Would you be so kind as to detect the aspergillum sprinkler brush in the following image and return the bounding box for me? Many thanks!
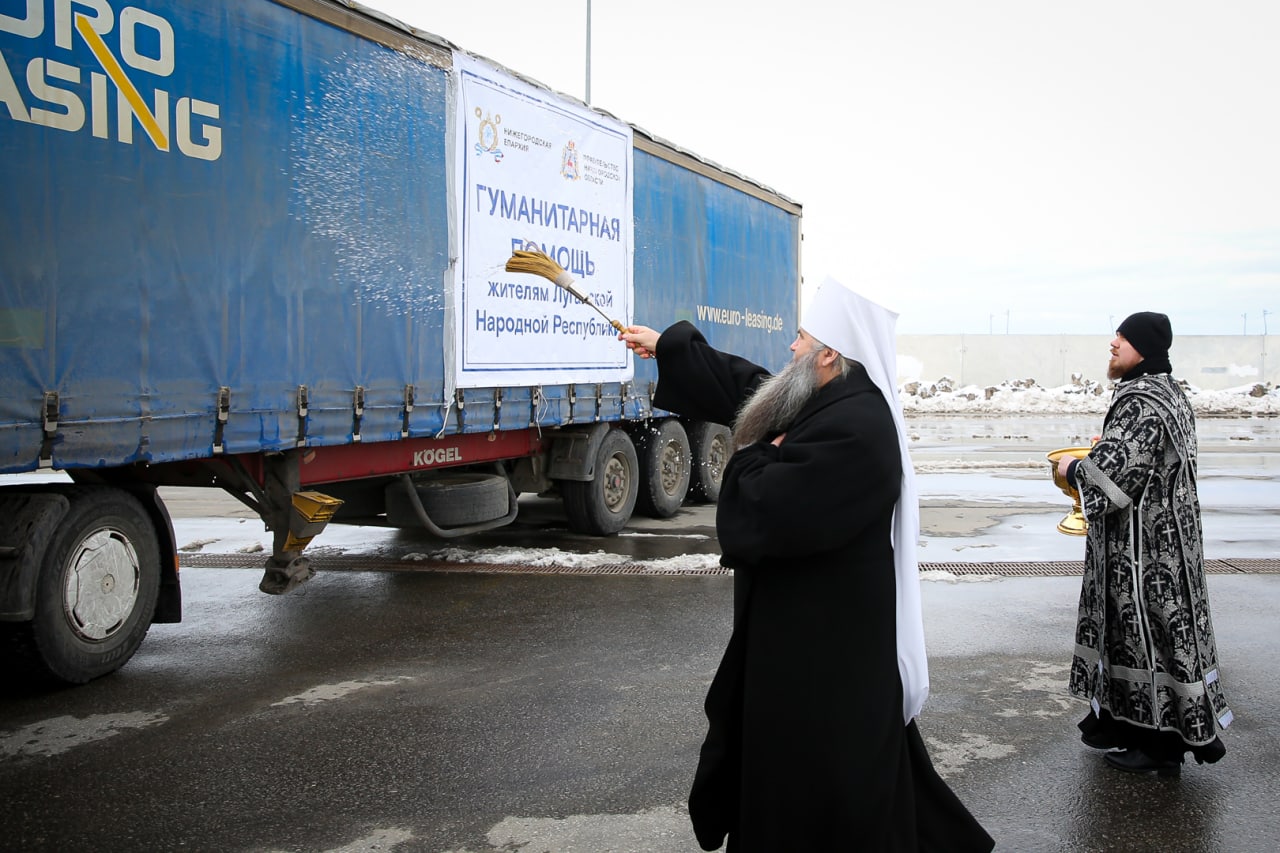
[505,249,627,333]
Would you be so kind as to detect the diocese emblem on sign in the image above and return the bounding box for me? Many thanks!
[561,140,580,180]
[474,108,503,162]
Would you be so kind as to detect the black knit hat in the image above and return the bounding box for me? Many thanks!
[1117,311,1173,359]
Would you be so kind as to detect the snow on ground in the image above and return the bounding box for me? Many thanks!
[410,546,725,574]
[900,376,1278,416]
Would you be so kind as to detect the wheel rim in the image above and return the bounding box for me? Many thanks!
[602,453,630,512]
[659,442,685,495]
[705,433,728,483]
[63,528,142,642]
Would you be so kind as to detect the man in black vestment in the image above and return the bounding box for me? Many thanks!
[621,278,992,852]
[1058,312,1232,777]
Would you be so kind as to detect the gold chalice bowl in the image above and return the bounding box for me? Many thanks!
[1046,446,1092,536]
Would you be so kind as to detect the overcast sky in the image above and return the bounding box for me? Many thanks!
[365,1,1277,336]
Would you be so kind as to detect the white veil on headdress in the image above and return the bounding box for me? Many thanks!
[799,277,928,723]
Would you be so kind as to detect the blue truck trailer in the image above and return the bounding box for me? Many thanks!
[0,0,801,683]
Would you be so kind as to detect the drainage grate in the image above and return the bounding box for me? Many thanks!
[923,561,1083,577]
[922,559,1279,576]
[179,553,1280,577]
[1211,557,1280,573]
[182,553,275,569]
[402,561,733,577]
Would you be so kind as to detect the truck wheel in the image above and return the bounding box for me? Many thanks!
[561,429,638,535]
[27,488,161,684]
[633,420,691,518]
[687,422,733,503]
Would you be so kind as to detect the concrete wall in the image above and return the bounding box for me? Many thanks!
[896,334,1276,390]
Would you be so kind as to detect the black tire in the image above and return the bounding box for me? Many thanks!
[561,429,638,535]
[386,473,509,528]
[633,420,691,518]
[418,473,509,526]
[28,487,161,684]
[687,421,733,503]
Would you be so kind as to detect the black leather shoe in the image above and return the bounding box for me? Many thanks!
[1081,731,1120,750]
[1104,749,1182,777]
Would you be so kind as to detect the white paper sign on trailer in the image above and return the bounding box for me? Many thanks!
[452,52,634,390]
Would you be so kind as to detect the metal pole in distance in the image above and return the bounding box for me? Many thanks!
[585,0,592,104]
[1263,309,1272,389]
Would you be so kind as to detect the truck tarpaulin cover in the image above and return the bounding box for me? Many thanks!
[0,0,451,472]
[630,149,798,389]
[0,0,801,475]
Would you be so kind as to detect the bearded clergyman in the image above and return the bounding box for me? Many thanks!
[1058,311,1232,777]
[620,278,993,852]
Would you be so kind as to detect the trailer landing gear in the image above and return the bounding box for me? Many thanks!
[257,490,340,595]
[259,555,314,595]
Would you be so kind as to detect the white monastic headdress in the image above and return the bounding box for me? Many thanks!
[801,277,929,723]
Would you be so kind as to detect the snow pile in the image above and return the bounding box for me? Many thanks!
[900,375,1278,416]
[406,545,725,574]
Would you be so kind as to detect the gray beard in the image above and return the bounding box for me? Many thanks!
[733,348,822,448]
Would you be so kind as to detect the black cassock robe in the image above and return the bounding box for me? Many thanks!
[652,321,992,852]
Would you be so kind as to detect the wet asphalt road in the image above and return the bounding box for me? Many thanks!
[2,565,1278,852]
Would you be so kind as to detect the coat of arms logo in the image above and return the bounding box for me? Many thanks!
[474,108,503,162]
[561,140,580,180]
